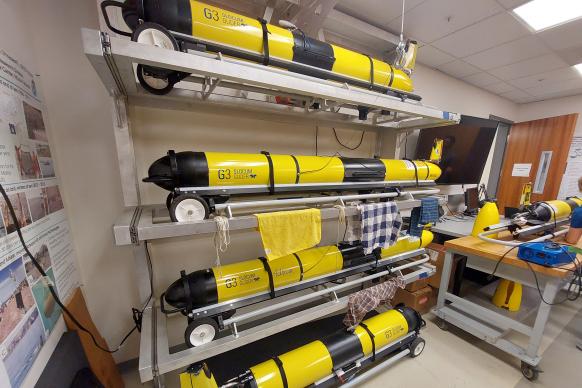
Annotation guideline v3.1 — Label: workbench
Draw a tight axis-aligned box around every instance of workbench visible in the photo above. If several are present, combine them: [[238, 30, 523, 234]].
[[433, 235, 578, 381]]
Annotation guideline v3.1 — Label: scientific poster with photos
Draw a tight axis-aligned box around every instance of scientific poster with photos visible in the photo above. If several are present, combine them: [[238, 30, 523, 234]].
[[0, 49, 80, 387]]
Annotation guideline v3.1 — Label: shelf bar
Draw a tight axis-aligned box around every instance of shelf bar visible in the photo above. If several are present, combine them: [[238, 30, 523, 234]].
[[217, 189, 440, 214], [114, 197, 444, 245], [223, 255, 429, 327], [82, 28, 460, 129]]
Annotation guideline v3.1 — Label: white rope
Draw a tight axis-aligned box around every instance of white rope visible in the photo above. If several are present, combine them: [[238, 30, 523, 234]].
[[213, 216, 231, 267], [334, 204, 346, 243]]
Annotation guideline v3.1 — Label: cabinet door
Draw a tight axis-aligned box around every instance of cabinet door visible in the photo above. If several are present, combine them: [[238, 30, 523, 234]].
[[496, 114, 578, 213]]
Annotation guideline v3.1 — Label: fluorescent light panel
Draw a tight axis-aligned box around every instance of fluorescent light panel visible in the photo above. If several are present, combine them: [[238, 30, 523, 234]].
[[513, 0, 582, 31]]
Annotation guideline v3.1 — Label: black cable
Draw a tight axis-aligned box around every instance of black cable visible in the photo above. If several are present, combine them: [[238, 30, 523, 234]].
[[0, 182, 152, 353], [332, 127, 365, 151], [299, 152, 341, 175], [315, 125, 319, 156], [488, 237, 582, 305], [404, 131, 408, 159], [489, 245, 520, 279]]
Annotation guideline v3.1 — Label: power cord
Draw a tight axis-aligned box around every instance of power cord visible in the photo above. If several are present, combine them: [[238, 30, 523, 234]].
[[332, 127, 365, 151], [0, 182, 152, 353], [488, 240, 582, 306]]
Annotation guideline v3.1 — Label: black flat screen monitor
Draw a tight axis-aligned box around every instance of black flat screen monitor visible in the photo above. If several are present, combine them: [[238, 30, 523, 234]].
[[414, 115, 498, 185]]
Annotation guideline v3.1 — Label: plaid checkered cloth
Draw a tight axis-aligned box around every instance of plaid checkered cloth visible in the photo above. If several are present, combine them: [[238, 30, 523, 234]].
[[360, 202, 402, 254], [409, 196, 440, 237], [343, 276, 406, 328]]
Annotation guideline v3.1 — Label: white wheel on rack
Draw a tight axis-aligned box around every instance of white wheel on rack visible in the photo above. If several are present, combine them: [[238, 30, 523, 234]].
[[409, 337, 425, 358], [131, 22, 181, 95], [134, 23, 177, 51], [185, 318, 218, 347], [170, 194, 210, 222]]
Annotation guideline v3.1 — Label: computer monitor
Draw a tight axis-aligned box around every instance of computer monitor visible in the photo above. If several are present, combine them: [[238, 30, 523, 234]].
[[414, 115, 498, 184]]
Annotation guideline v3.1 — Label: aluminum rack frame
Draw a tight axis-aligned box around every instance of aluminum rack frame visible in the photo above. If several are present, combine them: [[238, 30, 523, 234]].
[[140, 256, 434, 383], [80, 25, 458, 387], [113, 194, 445, 245]]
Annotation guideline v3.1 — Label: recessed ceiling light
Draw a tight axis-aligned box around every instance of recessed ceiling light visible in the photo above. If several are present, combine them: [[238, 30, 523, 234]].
[[575, 63, 582, 75], [513, 0, 582, 31]]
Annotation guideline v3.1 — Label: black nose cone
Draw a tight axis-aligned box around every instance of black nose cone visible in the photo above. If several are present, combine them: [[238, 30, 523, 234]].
[[164, 269, 218, 310], [143, 151, 209, 191]]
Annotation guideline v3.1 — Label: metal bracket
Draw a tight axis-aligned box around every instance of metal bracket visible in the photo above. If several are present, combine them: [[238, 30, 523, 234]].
[[130, 207, 142, 245], [202, 77, 221, 100], [99, 31, 127, 96]]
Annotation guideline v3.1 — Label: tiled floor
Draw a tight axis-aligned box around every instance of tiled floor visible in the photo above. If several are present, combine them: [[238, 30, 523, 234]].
[[122, 298, 582, 388]]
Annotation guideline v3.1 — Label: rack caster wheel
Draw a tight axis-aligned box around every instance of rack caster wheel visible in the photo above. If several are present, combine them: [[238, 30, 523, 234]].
[[170, 194, 210, 222], [409, 337, 425, 358], [132, 22, 181, 95], [436, 318, 448, 331], [185, 317, 219, 347], [521, 362, 539, 381]]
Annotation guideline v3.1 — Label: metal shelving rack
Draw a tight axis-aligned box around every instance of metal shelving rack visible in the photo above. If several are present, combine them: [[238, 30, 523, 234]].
[[82, 27, 460, 386]]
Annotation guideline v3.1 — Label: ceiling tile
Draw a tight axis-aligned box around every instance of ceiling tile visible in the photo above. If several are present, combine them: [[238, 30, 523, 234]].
[[432, 12, 529, 58], [417, 45, 455, 67], [387, 0, 503, 43], [496, 0, 529, 10], [532, 87, 582, 101], [554, 46, 582, 67], [481, 81, 515, 94], [488, 54, 568, 80], [508, 66, 581, 89], [462, 72, 500, 87], [538, 18, 582, 52], [464, 35, 551, 70], [438, 60, 481, 78], [334, 0, 426, 30], [499, 89, 533, 101], [524, 77, 582, 97]]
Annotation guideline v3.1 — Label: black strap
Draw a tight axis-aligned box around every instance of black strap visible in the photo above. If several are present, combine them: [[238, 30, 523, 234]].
[[257, 18, 271, 66], [403, 158, 419, 186], [373, 248, 381, 269], [272, 357, 288, 388], [359, 322, 376, 361], [259, 257, 276, 298], [168, 150, 180, 187], [366, 55, 374, 90], [420, 160, 430, 180], [261, 151, 275, 195], [290, 155, 300, 184], [180, 270, 192, 313], [388, 64, 395, 87], [292, 253, 304, 281]]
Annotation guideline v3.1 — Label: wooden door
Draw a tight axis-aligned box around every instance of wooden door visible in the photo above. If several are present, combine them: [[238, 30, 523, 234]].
[[496, 113, 578, 213]]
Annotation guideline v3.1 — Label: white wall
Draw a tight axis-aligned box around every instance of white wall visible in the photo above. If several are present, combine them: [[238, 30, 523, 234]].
[[20, 0, 139, 363], [516, 94, 582, 135], [0, 1, 70, 384], [414, 64, 518, 120]]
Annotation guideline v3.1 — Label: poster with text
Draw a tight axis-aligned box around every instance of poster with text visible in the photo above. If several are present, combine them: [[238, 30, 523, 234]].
[[0, 49, 79, 387]]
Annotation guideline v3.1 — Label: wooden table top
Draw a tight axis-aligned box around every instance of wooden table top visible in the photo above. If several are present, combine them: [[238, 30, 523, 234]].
[[444, 234, 580, 278]]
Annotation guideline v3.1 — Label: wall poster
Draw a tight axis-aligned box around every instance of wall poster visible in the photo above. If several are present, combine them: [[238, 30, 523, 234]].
[[0, 49, 80, 387]]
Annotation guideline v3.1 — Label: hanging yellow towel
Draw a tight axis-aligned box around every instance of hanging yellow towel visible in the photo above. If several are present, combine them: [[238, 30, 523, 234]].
[[255, 209, 322, 261]]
